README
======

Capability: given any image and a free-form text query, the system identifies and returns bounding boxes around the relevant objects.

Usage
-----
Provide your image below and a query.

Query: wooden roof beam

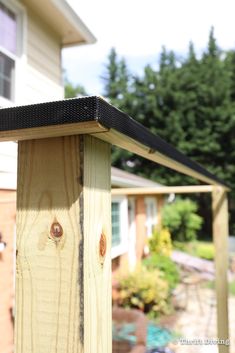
[0,96,229,190]
[112,185,214,195]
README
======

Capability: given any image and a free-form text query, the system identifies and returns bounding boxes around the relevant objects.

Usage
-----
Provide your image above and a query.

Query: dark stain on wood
[99,233,106,258]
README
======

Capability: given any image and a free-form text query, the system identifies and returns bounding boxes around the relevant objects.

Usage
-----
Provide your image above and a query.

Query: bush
[172,241,187,252]
[195,242,215,260]
[149,228,172,257]
[116,266,169,317]
[162,198,203,242]
[143,254,180,291]
[229,281,235,296]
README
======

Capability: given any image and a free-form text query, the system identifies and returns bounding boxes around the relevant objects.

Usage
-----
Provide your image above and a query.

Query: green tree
[101,30,235,234]
[102,47,130,104]
[102,48,134,169]
[162,199,203,242]
[64,77,87,98]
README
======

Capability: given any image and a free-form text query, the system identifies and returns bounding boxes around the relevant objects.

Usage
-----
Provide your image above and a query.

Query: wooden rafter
[0,96,229,190]
[112,185,214,195]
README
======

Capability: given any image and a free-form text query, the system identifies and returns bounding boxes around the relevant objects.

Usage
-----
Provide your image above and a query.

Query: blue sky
[63,0,235,95]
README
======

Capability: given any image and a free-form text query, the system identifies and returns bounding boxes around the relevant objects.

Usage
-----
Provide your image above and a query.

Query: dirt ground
[164,284,235,353]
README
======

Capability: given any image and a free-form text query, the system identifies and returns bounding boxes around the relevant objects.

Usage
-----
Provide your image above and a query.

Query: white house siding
[24,65,63,104]
[0,1,64,189]
[25,6,64,104]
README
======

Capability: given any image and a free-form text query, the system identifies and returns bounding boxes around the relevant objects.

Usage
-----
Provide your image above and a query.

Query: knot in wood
[99,233,106,258]
[50,221,63,239]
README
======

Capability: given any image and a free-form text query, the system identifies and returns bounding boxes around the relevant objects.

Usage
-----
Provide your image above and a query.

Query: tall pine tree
[101,31,235,234]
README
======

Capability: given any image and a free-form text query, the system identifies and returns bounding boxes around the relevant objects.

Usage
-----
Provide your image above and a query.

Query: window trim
[127,197,137,270]
[145,197,158,237]
[0,0,26,106]
[111,195,128,259]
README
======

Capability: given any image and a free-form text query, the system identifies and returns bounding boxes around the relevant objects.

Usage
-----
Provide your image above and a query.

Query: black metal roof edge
[0,96,229,188]
[0,96,99,131]
[96,97,229,188]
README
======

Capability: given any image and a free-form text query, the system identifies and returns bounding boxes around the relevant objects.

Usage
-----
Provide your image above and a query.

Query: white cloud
[67,0,235,54]
[64,0,235,93]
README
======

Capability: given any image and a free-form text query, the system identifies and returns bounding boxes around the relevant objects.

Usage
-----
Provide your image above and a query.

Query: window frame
[111,195,128,259]
[0,0,26,106]
[127,197,137,270]
[145,197,158,237]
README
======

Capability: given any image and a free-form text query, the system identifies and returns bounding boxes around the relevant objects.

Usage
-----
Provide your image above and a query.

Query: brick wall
[0,190,16,353]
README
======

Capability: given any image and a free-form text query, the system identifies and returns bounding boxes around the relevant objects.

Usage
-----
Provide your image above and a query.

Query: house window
[0,2,16,101]
[112,202,121,247]
[111,196,128,259]
[0,52,15,100]
[0,2,17,54]
[145,197,157,237]
[0,0,24,104]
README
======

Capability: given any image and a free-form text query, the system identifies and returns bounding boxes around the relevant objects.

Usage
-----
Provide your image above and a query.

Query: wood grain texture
[93,130,230,190]
[212,187,230,353]
[112,185,213,195]
[15,135,111,353]
[156,195,164,229]
[135,196,146,263]
[0,121,107,142]
[83,136,111,353]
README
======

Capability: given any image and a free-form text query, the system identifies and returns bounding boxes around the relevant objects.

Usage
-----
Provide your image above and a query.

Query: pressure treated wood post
[135,196,146,262]
[212,186,230,353]
[15,135,111,353]
[156,195,164,229]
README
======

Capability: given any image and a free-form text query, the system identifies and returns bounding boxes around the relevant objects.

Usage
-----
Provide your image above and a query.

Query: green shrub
[149,228,172,257]
[195,242,215,260]
[162,199,203,242]
[229,281,235,296]
[143,254,180,291]
[172,241,187,252]
[116,266,169,317]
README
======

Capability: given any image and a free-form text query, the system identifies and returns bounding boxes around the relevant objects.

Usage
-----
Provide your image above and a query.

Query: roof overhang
[22,0,96,46]
[0,96,230,191]
[111,167,161,188]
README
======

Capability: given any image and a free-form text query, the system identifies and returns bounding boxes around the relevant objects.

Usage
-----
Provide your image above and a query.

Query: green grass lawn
[173,240,215,260]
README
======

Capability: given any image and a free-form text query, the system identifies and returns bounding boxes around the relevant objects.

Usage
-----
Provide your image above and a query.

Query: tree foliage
[101,29,235,233]
[64,77,87,98]
[162,199,203,242]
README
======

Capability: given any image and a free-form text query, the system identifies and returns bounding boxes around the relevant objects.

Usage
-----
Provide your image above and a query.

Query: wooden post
[212,187,230,353]
[15,135,111,353]
[135,196,146,262]
[156,195,164,229]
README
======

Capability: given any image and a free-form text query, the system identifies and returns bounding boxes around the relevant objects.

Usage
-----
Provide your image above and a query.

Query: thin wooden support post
[135,196,146,263]
[15,135,111,353]
[212,186,230,353]
[156,195,164,230]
